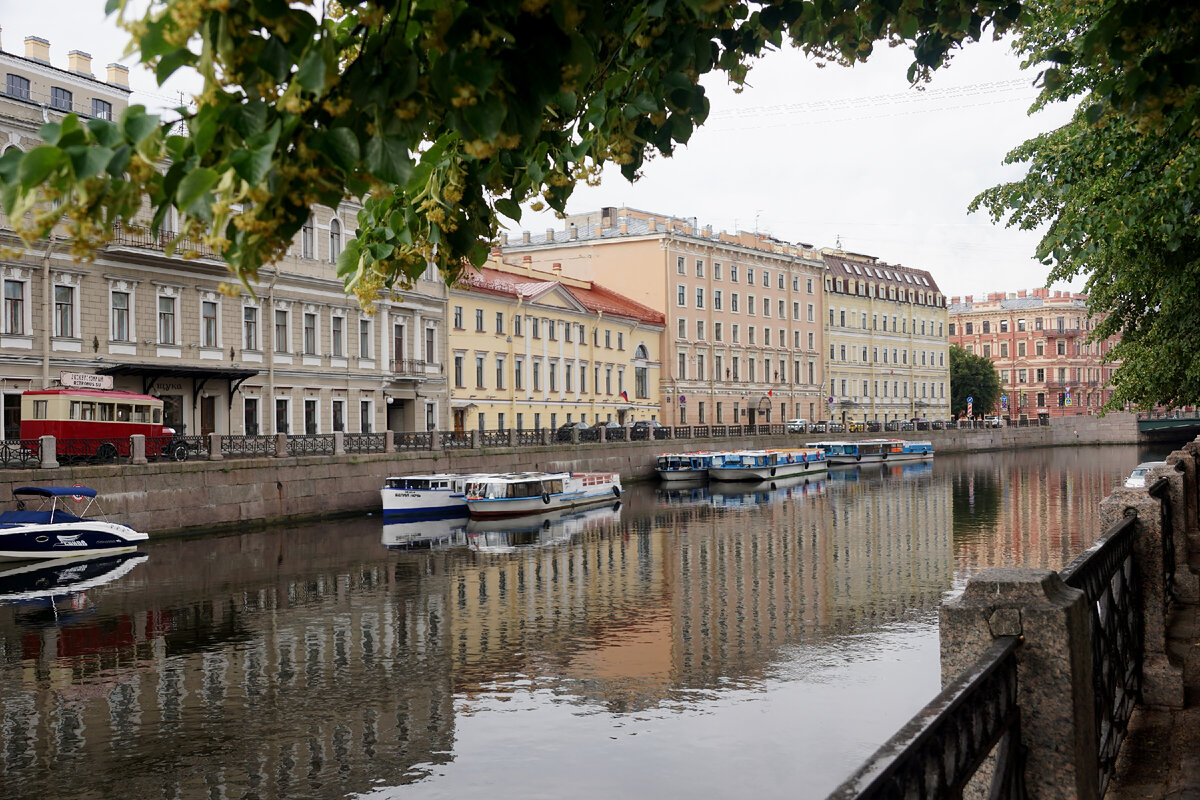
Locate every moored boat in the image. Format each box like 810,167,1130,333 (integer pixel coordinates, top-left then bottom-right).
655,451,719,481
463,472,623,518
706,447,827,481
808,438,934,465
0,487,148,561
897,440,935,461
381,473,491,518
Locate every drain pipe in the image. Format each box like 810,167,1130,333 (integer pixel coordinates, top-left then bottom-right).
39,238,53,389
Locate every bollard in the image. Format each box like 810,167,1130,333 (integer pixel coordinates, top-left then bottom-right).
275,433,287,458
1158,456,1197,602
598,425,607,443
508,428,518,447
208,433,223,461
38,435,59,470
470,429,480,449
334,430,345,456
130,434,148,465
941,568,1098,800
384,430,394,454
430,429,441,451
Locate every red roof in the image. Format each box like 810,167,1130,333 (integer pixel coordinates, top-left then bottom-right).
460,266,665,326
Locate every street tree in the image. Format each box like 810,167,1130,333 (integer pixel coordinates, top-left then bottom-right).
950,345,1001,418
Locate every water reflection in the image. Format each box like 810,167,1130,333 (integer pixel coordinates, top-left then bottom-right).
0,443,1168,800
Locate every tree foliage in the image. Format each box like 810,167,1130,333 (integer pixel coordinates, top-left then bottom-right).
0,0,1025,302
949,344,1001,417
971,0,1200,409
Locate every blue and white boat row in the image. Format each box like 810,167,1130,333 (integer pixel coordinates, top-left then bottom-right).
706,448,828,482
655,451,718,481
807,439,934,465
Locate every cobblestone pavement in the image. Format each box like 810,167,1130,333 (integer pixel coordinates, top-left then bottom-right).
1107,564,1200,800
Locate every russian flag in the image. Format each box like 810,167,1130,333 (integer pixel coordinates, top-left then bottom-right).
620,390,629,402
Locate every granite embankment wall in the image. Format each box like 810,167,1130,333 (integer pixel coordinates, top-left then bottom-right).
0,413,1139,535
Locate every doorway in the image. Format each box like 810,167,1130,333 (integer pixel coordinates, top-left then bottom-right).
200,396,216,436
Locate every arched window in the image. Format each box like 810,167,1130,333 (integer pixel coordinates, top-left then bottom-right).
634,344,649,359
329,217,342,263
301,216,314,259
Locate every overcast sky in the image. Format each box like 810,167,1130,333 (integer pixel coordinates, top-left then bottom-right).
4,7,1079,299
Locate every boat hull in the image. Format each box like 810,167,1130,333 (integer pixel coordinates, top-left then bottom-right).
0,522,148,562
380,490,469,518
656,469,708,481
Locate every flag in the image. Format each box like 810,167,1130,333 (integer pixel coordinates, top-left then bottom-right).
620,390,628,402
767,389,773,397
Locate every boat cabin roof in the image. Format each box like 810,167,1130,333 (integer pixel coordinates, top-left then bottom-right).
13,486,97,499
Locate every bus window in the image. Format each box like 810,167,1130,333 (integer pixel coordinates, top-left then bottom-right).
80,402,96,420
70,401,81,420
117,404,131,422
134,405,150,423
33,400,47,419
99,403,114,421
153,408,161,424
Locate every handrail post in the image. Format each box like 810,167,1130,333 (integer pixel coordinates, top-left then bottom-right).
333,430,345,456
275,433,287,458
1160,453,1196,602
208,433,223,460
384,430,395,453
941,568,1098,800
39,435,58,469
130,434,148,465
1099,486,1185,707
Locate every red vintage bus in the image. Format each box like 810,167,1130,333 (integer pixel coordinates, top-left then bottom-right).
19,389,187,461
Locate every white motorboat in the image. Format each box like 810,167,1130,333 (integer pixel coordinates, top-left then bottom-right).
706,448,828,481
463,472,623,519
380,473,492,518
655,451,719,481
0,486,148,561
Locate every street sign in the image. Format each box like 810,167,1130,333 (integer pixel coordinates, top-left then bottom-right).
59,371,113,390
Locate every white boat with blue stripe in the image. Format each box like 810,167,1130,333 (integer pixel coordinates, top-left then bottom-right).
381,473,491,518
464,472,623,519
706,448,828,481
655,451,720,481
0,486,148,561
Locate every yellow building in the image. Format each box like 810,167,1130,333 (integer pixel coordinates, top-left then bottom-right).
447,255,664,432
822,250,950,424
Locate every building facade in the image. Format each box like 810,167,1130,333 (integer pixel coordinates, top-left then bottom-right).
500,207,826,426
0,35,450,438
948,289,1119,418
821,250,950,424
447,255,664,431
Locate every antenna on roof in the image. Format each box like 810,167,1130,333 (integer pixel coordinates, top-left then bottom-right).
835,234,843,249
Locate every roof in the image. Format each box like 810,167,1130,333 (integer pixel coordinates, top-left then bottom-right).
460,266,666,326
822,252,943,300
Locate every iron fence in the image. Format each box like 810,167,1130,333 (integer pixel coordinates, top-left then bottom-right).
437,431,470,450
1148,477,1176,606
0,440,39,469
287,435,337,456
345,433,386,454
397,432,434,450
515,429,543,446
221,435,277,458
1060,514,1142,796
480,429,508,447
830,636,1024,800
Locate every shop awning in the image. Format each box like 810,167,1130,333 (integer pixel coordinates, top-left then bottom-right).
96,363,258,404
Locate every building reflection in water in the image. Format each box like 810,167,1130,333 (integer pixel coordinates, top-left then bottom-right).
0,445,1142,800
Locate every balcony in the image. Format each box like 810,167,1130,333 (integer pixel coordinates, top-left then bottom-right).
1044,327,1083,338
394,359,441,378
109,224,219,260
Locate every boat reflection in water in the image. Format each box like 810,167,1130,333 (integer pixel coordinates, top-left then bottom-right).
381,516,468,551
466,501,624,553
828,460,934,484
0,551,148,606
706,472,828,508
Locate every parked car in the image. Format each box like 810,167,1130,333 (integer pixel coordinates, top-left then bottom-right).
629,420,664,440
846,419,865,433
809,421,828,433
785,418,809,432
555,421,590,441
1125,461,1168,488
828,422,846,433
984,416,1004,428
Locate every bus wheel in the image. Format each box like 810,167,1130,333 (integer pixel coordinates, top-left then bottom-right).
96,443,118,463
171,443,188,462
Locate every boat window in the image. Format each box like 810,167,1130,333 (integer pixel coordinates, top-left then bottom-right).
547,479,564,493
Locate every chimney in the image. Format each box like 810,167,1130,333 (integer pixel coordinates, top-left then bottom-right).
521,231,531,244
552,262,562,275
703,225,712,238
546,227,555,242
0,26,4,52
648,219,657,232
522,255,533,266
950,296,960,304
593,223,602,237
490,247,501,258
24,36,50,64
618,218,628,235
499,233,509,245
67,49,92,76
569,225,578,240
106,63,130,88
1018,290,1026,298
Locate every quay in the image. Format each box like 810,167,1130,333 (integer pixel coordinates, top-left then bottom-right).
0,413,1137,535
830,436,1200,800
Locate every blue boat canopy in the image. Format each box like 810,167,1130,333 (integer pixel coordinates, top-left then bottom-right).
13,486,97,499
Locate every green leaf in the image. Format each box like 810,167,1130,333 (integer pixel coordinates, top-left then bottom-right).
17,146,65,187
365,135,413,184
295,48,326,94
120,106,159,148
315,128,360,171
175,167,219,211
495,197,521,221
67,145,115,180
156,48,197,85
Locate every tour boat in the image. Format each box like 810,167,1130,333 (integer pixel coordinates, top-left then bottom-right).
380,473,494,518
463,472,623,518
0,486,149,561
808,439,935,465
655,451,720,481
706,448,827,481
898,440,935,461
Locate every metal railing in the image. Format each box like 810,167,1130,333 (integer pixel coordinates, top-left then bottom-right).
480,429,508,447
438,431,471,450
830,636,1024,800
287,434,336,456
0,439,39,468
345,433,386,454
1060,514,1142,795
221,435,277,458
396,432,433,451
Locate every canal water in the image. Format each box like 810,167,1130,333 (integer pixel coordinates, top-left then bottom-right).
0,444,1175,800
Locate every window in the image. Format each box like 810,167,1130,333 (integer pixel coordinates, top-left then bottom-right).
301,217,314,258
243,306,259,350
50,86,72,111
636,366,648,398
514,357,524,389
714,322,723,342
303,313,316,354
454,354,464,387
747,270,754,286
331,316,344,357
359,318,372,357
677,256,686,275
495,312,504,334
328,217,342,262
549,361,558,391
475,308,484,332
533,360,542,390
695,259,705,277
549,320,557,340
678,318,686,339
6,74,30,100
696,320,705,340
514,314,522,335
965,322,973,334
476,354,486,387
1000,319,1009,333
532,317,540,338
982,320,991,333
360,400,372,433
244,397,260,435
274,308,289,352
617,332,623,350
677,285,686,306
425,327,435,363
714,262,722,280
730,265,738,283
1017,318,1026,332
453,306,463,328
157,295,176,344
332,399,345,432
696,288,704,308
111,290,130,342
731,293,739,313
54,285,74,337
202,301,218,347
3,280,24,335
1018,342,1026,357
605,329,611,348
90,98,113,120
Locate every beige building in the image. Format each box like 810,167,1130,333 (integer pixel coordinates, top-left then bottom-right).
500,207,826,426
0,35,449,438
448,254,664,431
822,250,950,424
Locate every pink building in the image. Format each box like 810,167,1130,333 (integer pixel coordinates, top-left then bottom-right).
948,289,1120,419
